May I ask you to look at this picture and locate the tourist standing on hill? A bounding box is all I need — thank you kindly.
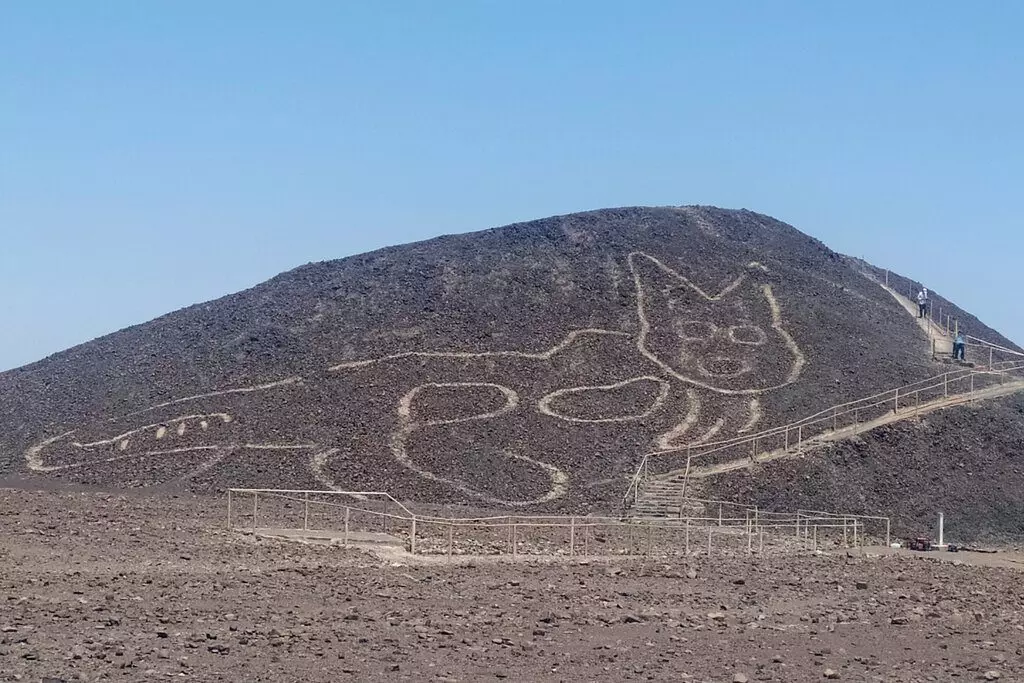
[953,333,966,361]
[917,288,928,318]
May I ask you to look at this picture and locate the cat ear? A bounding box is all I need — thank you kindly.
[628,252,748,302]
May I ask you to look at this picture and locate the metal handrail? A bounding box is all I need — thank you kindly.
[625,362,1024,510]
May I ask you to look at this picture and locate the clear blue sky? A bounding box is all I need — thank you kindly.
[2,2,1022,371]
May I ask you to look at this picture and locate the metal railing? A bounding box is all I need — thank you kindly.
[226,488,883,559]
[623,360,1024,510]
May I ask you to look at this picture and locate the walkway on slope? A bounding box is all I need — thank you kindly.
[880,283,954,356]
[629,274,1024,515]
[686,378,1024,479]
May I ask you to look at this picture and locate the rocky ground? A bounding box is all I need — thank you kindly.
[2,487,1023,682]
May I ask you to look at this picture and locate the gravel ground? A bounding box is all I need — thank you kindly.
[2,487,1023,682]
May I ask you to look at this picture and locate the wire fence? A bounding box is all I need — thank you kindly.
[226,488,884,560]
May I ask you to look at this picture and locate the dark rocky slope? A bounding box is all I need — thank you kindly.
[0,206,1017,517]
[713,392,1024,541]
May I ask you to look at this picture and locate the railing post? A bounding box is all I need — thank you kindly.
[344,506,350,546]
[569,517,576,556]
[718,503,723,527]
[226,489,232,530]
[885,518,891,548]
[684,519,690,553]
[970,373,975,401]
[303,492,309,531]
[944,374,948,398]
[706,526,712,556]
[511,524,518,558]
[252,492,258,532]
[990,347,994,370]
[833,407,837,431]
[784,426,789,452]
[797,426,802,451]
[410,517,417,554]
[747,510,753,553]
[447,523,454,561]
[894,388,899,414]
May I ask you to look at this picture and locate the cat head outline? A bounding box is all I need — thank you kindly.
[628,252,805,394]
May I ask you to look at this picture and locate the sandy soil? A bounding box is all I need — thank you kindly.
[2,487,1023,682]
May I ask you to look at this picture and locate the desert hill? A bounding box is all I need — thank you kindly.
[1,206,1019,529]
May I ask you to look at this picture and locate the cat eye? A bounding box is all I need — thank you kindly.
[727,325,767,346]
[673,320,718,341]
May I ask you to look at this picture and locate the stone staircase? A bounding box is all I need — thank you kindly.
[630,475,704,518]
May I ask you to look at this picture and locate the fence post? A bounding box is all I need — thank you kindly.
[303,492,309,531]
[747,511,753,553]
[784,426,789,452]
[990,347,994,370]
[833,407,837,431]
[512,524,518,559]
[944,374,948,398]
[894,388,899,414]
[706,526,712,556]
[685,519,690,553]
[569,517,576,556]
[813,525,817,551]
[843,518,848,547]
[886,519,891,548]
[410,517,417,554]
[252,492,258,532]
[797,426,802,451]
[383,500,388,533]
[226,489,232,530]
[970,373,975,401]
[344,506,350,546]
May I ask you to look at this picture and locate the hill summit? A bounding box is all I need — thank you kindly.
[2,206,1020,532]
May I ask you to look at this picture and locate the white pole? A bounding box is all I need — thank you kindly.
[938,512,944,547]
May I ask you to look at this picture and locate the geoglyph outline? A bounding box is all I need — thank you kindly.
[25,251,806,505]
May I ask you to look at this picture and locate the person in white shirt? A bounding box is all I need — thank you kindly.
[917,289,928,318]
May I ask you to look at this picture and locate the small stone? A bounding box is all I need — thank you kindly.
[686,569,698,580]
[890,615,909,625]
[621,614,644,624]
[824,669,840,679]
[708,612,726,622]
[772,655,784,664]
[855,581,868,590]
[733,674,749,683]
[983,672,1001,681]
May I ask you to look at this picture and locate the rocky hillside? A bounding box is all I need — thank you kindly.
[0,206,1019,519]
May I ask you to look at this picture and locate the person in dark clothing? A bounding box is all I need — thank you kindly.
[953,333,966,361]
[917,288,928,318]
